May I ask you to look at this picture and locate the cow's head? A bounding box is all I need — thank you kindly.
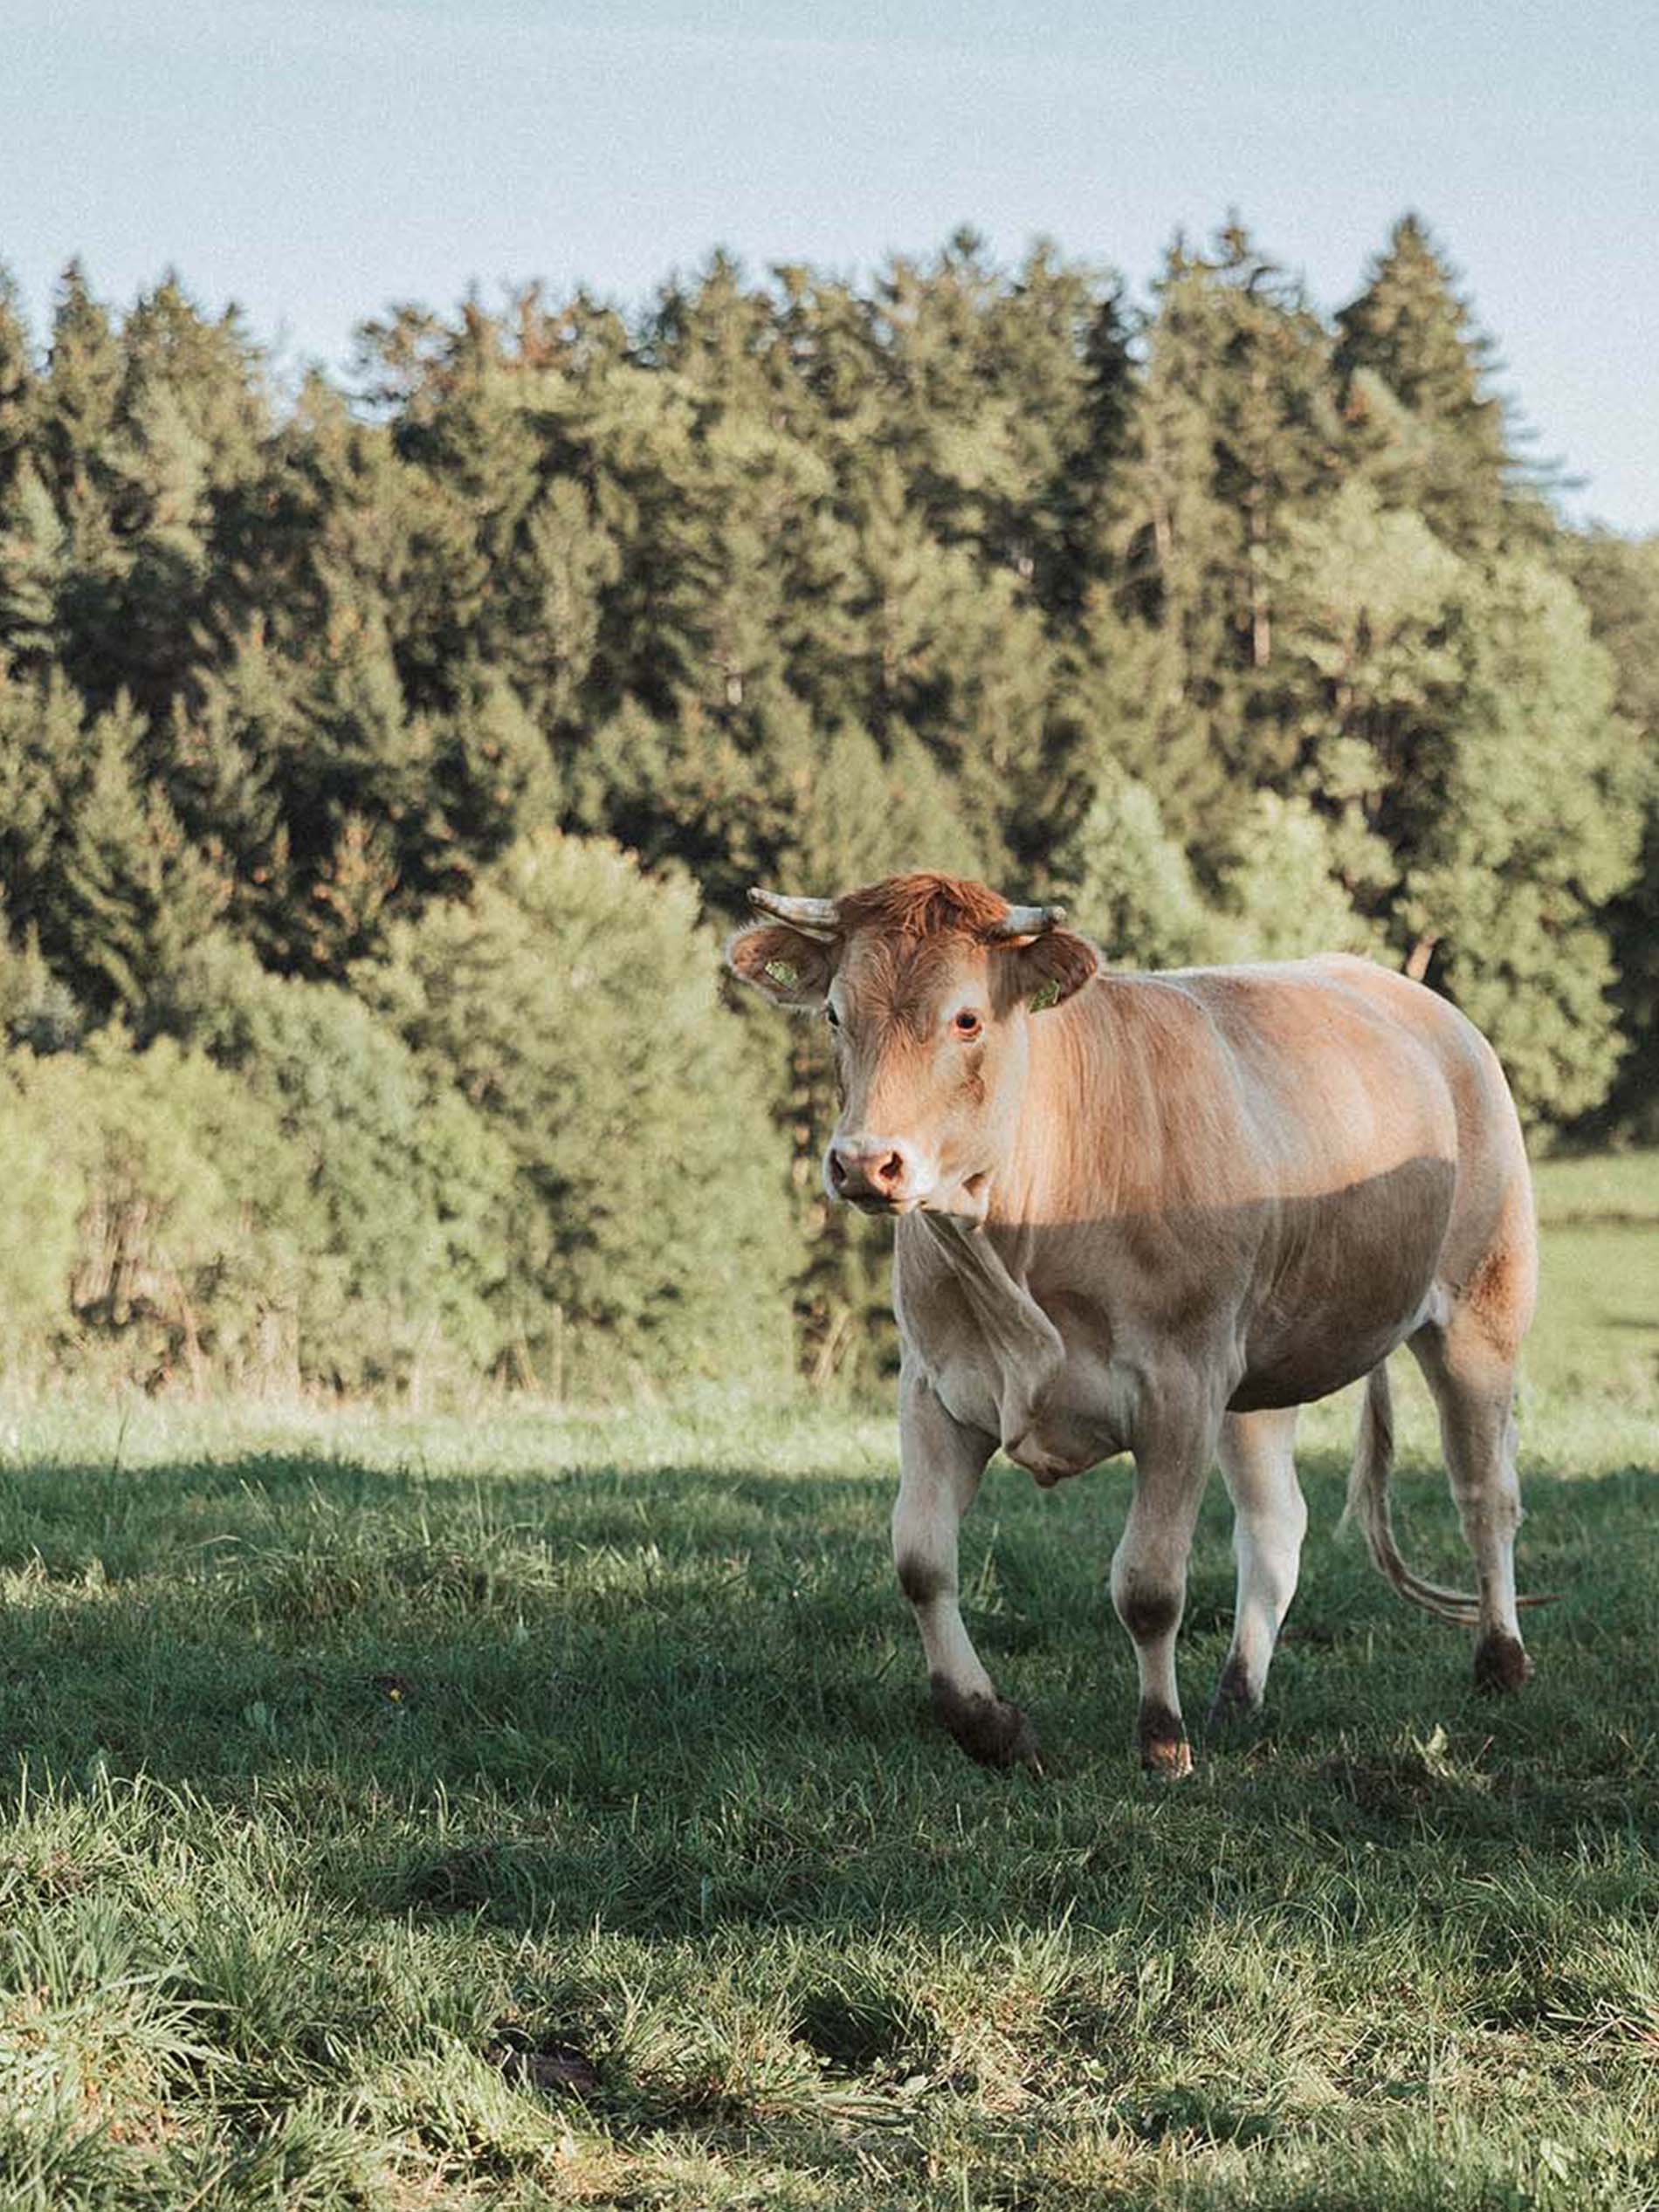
[725,872,1098,1219]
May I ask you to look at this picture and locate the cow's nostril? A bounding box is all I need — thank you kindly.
[828,1149,849,1187]
[877,1151,904,1190]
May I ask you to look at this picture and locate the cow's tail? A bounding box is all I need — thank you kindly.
[1343,1361,1481,1625]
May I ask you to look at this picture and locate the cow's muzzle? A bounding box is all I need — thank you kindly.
[825,1136,920,1212]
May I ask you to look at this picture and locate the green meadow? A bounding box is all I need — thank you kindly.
[0,1155,1654,2210]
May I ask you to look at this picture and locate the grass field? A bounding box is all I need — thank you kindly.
[0,1158,1654,2209]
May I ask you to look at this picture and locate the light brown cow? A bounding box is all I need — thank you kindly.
[727,871,1545,1774]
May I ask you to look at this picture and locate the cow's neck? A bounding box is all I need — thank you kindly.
[911,998,1112,1453]
[915,1209,1066,1457]
[997,981,1122,1226]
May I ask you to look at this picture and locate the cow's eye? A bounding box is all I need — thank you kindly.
[953,1008,983,1041]
[825,1004,840,1028]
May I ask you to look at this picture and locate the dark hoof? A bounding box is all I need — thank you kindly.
[1473,1632,1533,1694]
[930,1676,1043,1771]
[1205,1657,1262,1732]
[1137,1701,1194,1778]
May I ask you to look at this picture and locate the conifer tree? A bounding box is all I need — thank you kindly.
[644,251,795,418]
[841,451,959,738]
[119,275,266,491]
[981,244,1133,613]
[0,912,83,1054]
[0,268,33,501]
[0,673,85,950]
[509,475,621,732]
[1335,216,1515,553]
[37,262,121,546]
[285,587,424,971]
[58,692,229,1017]
[1111,229,1343,840]
[424,660,558,887]
[157,643,289,952]
[89,373,212,709]
[1102,237,1276,850]
[774,264,883,425]
[0,462,65,673]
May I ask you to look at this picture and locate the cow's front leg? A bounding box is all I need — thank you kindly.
[893,1366,1034,1768]
[1112,1399,1219,1776]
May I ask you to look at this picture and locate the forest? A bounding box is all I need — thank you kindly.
[0,215,1653,1396]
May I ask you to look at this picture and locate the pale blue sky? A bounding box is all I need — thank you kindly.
[3,0,1655,528]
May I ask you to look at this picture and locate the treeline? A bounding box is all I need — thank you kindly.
[0,216,1652,1393]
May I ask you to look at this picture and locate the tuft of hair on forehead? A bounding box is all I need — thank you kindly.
[835,872,1013,942]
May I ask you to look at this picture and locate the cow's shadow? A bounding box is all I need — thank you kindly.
[0,1439,1643,1942]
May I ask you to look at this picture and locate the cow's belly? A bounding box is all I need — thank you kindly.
[1229,1331,1405,1412]
[1230,1158,1456,1409]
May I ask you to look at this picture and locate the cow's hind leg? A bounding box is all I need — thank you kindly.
[894,1368,1035,1767]
[1112,1394,1219,1776]
[1209,1405,1306,1726]
[1408,1300,1532,1693]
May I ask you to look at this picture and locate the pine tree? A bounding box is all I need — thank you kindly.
[58,692,230,1017]
[286,582,427,968]
[37,262,121,547]
[0,462,65,674]
[0,267,34,502]
[0,913,84,1054]
[1335,216,1515,553]
[377,312,539,707]
[644,251,795,419]
[1104,230,1338,855]
[424,660,558,888]
[91,373,212,709]
[979,242,1133,609]
[119,274,266,491]
[0,672,86,952]
[508,475,621,732]
[774,264,883,426]
[157,644,289,952]
[841,450,958,738]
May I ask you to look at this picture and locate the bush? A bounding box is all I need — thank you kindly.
[0,1069,85,1370]
[361,828,802,1395]
[3,1036,327,1389]
[175,943,516,1390]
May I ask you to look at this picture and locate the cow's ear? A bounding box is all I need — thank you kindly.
[725,922,836,1008]
[993,927,1098,1016]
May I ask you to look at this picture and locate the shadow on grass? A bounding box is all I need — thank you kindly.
[0,1444,1653,1941]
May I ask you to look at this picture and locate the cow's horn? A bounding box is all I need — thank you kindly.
[747,888,841,937]
[990,903,1066,938]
